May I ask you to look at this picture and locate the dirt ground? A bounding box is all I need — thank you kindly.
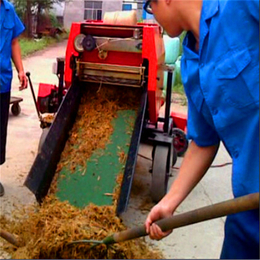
[0,41,233,259]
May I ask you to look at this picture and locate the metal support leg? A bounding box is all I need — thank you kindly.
[57,58,65,106]
[163,67,173,134]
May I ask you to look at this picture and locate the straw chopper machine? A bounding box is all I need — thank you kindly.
[24,18,188,215]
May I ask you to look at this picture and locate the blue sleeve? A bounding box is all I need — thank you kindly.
[186,98,220,147]
[246,0,259,22]
[11,5,25,39]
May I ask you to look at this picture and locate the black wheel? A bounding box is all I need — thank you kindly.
[172,128,189,157]
[83,35,96,51]
[172,146,177,166]
[38,127,50,153]
[11,103,21,116]
[151,145,170,203]
[152,143,177,166]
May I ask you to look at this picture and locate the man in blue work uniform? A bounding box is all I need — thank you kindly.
[143,0,259,258]
[0,0,27,196]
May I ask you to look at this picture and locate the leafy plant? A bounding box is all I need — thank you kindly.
[13,0,65,37]
[49,12,62,28]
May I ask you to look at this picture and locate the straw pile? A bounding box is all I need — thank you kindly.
[0,196,163,259]
[42,114,55,124]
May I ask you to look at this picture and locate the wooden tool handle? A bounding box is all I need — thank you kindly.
[0,229,21,247]
[110,193,259,244]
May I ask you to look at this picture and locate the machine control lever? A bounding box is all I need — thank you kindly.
[26,72,49,128]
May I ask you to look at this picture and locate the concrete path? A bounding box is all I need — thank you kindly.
[0,40,233,259]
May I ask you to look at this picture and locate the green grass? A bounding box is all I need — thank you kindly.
[19,33,68,58]
[173,83,185,94]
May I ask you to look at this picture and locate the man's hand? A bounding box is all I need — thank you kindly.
[18,71,27,90]
[145,200,174,240]
[11,38,27,91]
[145,141,220,241]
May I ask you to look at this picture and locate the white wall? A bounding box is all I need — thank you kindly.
[102,0,123,18]
[64,0,140,30]
[64,0,85,30]
[51,2,65,17]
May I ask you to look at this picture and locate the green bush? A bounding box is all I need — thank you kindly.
[49,12,62,28]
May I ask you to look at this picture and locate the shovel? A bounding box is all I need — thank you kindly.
[69,192,259,248]
[1,193,258,248]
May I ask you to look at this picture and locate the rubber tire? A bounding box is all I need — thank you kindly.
[38,127,50,153]
[11,103,21,116]
[151,145,170,203]
[172,128,189,157]
[172,146,177,166]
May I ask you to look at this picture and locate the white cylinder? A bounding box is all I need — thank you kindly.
[103,10,137,26]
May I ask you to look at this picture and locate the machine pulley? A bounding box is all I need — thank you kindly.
[83,35,96,51]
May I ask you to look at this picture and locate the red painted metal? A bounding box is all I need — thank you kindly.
[37,83,58,112]
[36,19,187,132]
[82,50,142,66]
[65,23,80,88]
[142,26,165,123]
[82,24,138,38]
[171,112,188,132]
[38,83,57,98]
[64,21,165,123]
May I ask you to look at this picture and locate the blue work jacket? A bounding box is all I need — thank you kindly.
[181,0,259,255]
[0,0,25,93]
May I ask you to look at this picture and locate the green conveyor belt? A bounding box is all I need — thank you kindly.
[56,110,136,208]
